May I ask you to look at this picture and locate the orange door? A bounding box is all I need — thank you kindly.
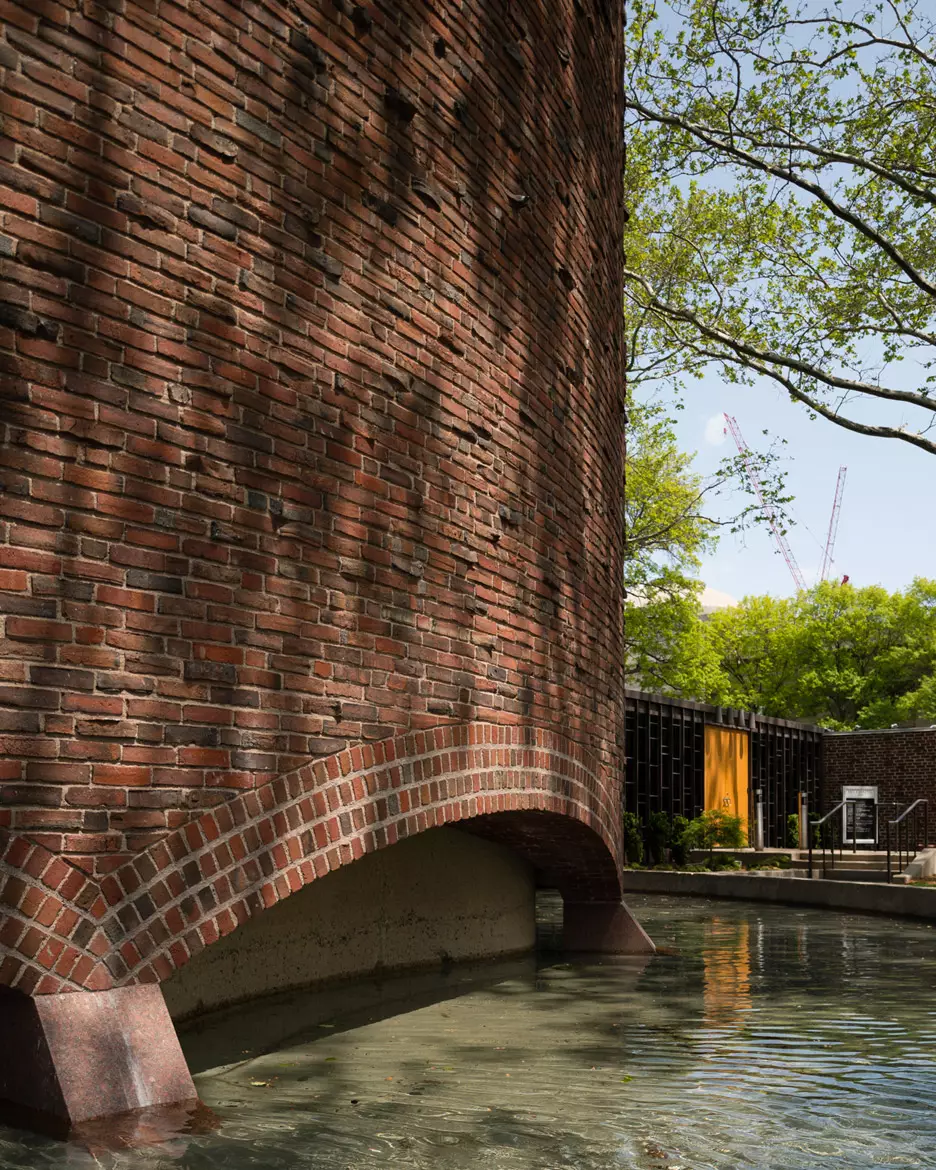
[704,726,751,834]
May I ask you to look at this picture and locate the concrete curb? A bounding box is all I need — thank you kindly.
[620,870,936,921]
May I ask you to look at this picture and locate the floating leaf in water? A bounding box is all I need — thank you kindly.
[620,1075,634,1083]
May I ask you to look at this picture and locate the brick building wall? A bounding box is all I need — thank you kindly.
[823,728,936,813]
[0,0,630,1004]
[0,0,625,878]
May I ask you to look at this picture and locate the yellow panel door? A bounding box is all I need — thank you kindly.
[704,726,751,835]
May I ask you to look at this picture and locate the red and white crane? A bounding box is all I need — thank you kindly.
[723,413,807,592]
[723,413,847,591]
[820,466,847,582]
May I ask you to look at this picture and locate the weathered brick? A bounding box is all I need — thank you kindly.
[0,0,626,951]
[187,206,238,240]
[124,571,184,594]
[234,108,282,148]
[190,123,239,160]
[183,661,237,685]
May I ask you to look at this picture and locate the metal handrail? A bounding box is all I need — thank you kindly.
[808,800,848,879]
[813,800,847,826]
[886,799,929,882]
[892,798,928,825]
[807,798,883,878]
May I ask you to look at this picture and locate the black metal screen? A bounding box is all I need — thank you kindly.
[751,720,822,847]
[624,689,823,847]
[624,692,706,822]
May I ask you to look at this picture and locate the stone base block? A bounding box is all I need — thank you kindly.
[562,900,656,954]
[0,984,197,1137]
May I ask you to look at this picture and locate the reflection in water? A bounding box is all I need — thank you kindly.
[703,917,751,1028]
[2,894,936,1168]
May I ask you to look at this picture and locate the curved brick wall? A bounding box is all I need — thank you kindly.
[0,0,624,989]
[0,725,623,994]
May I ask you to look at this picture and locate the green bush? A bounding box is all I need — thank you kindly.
[670,815,691,866]
[786,813,800,848]
[645,810,672,865]
[683,809,746,852]
[622,811,644,867]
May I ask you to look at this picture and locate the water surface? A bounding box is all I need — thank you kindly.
[2,894,936,1169]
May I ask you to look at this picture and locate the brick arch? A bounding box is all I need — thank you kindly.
[463,811,622,901]
[0,722,621,997]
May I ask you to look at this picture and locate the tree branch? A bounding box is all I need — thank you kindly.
[626,97,936,302]
[624,267,936,415]
[694,343,936,457]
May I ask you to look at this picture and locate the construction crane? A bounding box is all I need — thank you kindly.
[723,413,807,592]
[820,467,847,582]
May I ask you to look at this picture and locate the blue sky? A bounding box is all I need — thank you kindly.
[674,370,936,601]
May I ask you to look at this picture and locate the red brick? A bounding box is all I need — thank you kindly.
[91,765,152,787]
[0,0,626,994]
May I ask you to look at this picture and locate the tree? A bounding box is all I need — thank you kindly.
[790,578,936,725]
[623,390,795,690]
[623,380,796,690]
[625,0,936,454]
[693,592,801,713]
[668,578,936,728]
[624,393,717,691]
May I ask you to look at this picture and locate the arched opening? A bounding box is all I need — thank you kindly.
[162,826,536,1019]
[161,809,649,1020]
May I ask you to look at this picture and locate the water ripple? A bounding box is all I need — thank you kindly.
[4,895,936,1168]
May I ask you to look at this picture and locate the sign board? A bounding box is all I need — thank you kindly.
[842,785,878,845]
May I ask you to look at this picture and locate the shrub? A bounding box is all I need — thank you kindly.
[683,809,746,853]
[645,810,672,865]
[622,811,644,866]
[670,814,691,866]
[786,813,800,848]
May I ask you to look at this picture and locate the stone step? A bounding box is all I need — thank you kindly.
[790,851,892,865]
[808,867,891,883]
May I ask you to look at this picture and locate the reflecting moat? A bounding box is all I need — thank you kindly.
[3,893,936,1169]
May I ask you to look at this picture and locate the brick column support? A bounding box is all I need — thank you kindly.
[562,901,656,954]
[0,985,196,1138]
